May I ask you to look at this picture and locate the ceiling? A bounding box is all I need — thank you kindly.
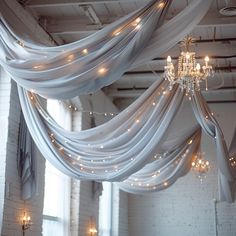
[18,0,236,107]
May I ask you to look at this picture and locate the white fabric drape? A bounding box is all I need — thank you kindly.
[18,80,184,181]
[191,91,236,203]
[118,127,201,193]
[0,0,213,99]
[1,0,234,202]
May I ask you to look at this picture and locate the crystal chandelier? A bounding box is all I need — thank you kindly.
[164,37,214,94]
[191,152,210,182]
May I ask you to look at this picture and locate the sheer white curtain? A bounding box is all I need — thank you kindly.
[99,182,112,236]
[43,100,72,236]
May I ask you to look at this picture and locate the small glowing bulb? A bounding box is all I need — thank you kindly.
[205,56,209,62]
[135,17,141,23]
[167,56,172,63]
[135,24,141,30]
[164,182,168,186]
[158,2,165,8]
[27,216,31,221]
[196,63,201,71]
[98,67,107,75]
[67,54,74,62]
[136,119,140,123]
[82,49,88,55]
[186,53,190,59]
[188,140,193,145]
[114,31,121,36]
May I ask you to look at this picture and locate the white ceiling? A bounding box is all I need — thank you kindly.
[18,0,236,105]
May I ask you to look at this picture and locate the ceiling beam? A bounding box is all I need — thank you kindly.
[80,5,102,25]
[2,0,59,45]
[106,87,236,98]
[44,13,236,36]
[25,0,141,8]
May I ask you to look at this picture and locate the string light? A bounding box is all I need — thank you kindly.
[157,2,165,8]
[98,67,107,75]
[188,140,193,145]
[135,24,141,30]
[33,65,42,69]
[135,17,141,23]
[67,54,74,62]
[82,49,88,55]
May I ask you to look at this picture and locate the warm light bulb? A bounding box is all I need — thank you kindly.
[167,56,172,63]
[98,67,107,75]
[205,56,209,62]
[82,49,88,55]
[135,17,141,23]
[186,53,190,59]
[196,63,201,71]
[135,24,141,30]
[67,54,74,62]
[157,2,165,8]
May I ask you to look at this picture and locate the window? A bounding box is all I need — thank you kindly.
[43,161,70,236]
[99,182,112,236]
[43,99,71,236]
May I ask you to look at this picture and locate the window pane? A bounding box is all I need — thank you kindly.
[43,219,63,236]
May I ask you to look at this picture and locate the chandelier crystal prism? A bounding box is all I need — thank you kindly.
[164,37,214,94]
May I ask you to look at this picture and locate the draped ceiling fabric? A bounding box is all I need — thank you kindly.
[0,0,213,99]
[191,92,236,203]
[18,80,184,181]
[1,0,235,202]
[119,127,201,194]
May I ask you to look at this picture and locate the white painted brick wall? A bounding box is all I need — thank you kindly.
[0,70,45,236]
[128,102,236,236]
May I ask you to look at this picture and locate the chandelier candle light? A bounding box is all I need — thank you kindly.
[164,37,214,94]
[191,152,210,182]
